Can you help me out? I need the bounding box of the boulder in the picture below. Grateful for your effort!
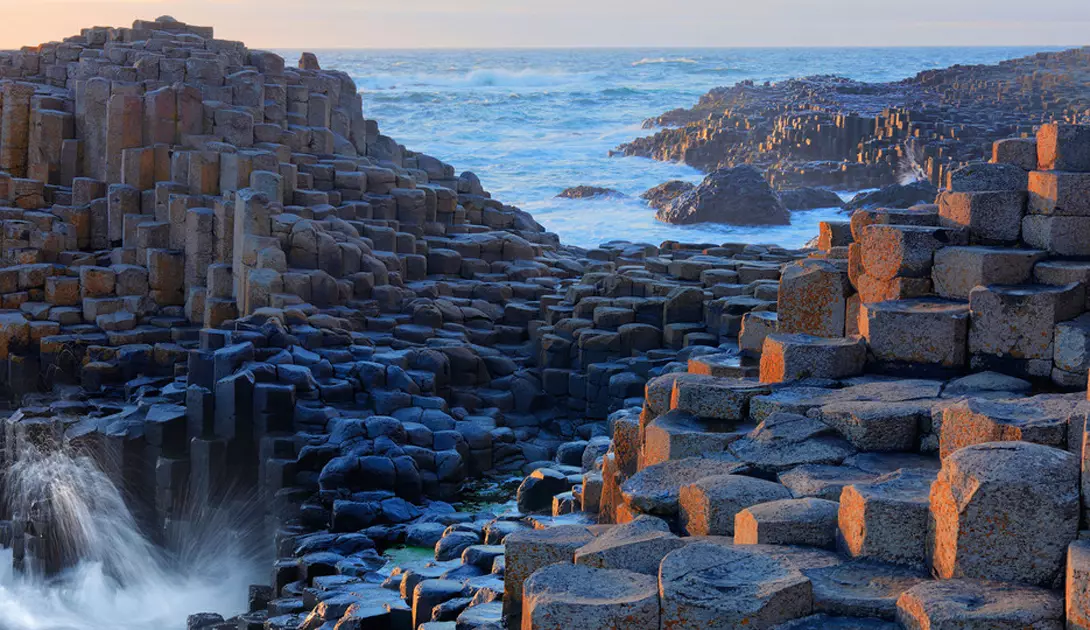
[658,165,790,226]
[641,180,694,210]
[846,181,937,210]
[556,186,625,200]
[779,187,846,211]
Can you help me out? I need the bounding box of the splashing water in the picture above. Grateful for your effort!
[897,139,930,185]
[0,448,265,630]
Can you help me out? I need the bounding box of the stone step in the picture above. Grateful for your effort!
[859,298,970,373]
[759,333,867,383]
[521,563,660,630]
[932,246,1044,300]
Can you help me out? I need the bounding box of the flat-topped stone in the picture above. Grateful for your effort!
[521,564,660,630]
[670,374,771,421]
[806,558,930,620]
[641,409,747,468]
[859,299,969,370]
[679,473,793,536]
[619,455,746,519]
[896,578,1064,630]
[932,246,1043,300]
[760,334,866,383]
[839,468,937,567]
[659,542,813,629]
[503,525,596,621]
[729,412,856,473]
[939,396,1087,457]
[778,464,878,501]
[734,497,839,549]
[574,514,684,575]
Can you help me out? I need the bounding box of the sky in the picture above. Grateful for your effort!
[0,0,1088,49]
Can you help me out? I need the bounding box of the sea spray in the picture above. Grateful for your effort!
[0,446,265,630]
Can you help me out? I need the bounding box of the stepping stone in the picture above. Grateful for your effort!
[734,498,839,549]
[659,542,812,629]
[809,401,928,452]
[749,386,839,423]
[521,564,659,630]
[620,455,746,519]
[896,579,1063,630]
[968,283,1084,377]
[670,374,771,421]
[850,206,938,242]
[807,558,929,620]
[930,441,1079,587]
[774,614,898,629]
[859,299,969,369]
[938,396,1084,457]
[574,515,685,575]
[503,525,596,621]
[641,410,747,468]
[839,468,936,567]
[778,464,877,501]
[835,378,944,403]
[679,474,793,536]
[729,412,856,474]
[412,579,465,629]
[931,246,1043,300]
[759,334,866,383]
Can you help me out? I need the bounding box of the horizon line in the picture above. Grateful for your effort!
[267,43,1087,52]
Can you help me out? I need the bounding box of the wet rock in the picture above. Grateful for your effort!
[657,166,790,226]
[556,186,625,199]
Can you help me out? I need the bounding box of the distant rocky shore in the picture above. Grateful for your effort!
[615,48,1090,191]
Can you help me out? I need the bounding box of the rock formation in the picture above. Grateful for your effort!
[3,15,1090,630]
[615,50,1090,190]
[657,165,791,225]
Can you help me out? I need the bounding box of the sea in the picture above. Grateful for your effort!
[277,46,1064,250]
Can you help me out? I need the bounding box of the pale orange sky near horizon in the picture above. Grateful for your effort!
[0,0,1088,50]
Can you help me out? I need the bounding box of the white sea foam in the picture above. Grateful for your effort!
[0,449,263,630]
[631,57,699,66]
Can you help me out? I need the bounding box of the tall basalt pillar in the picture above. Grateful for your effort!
[0,82,37,178]
[105,93,144,184]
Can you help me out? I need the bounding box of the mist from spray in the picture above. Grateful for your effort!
[897,139,929,185]
[0,448,265,630]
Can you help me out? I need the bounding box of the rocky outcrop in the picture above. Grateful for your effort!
[780,187,846,211]
[656,165,790,226]
[615,50,1090,190]
[640,180,694,211]
[846,181,938,210]
[556,186,625,199]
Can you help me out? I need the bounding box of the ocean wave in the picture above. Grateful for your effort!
[357,68,577,91]
[632,57,699,66]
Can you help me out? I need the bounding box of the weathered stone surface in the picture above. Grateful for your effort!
[641,410,742,468]
[670,375,770,421]
[806,559,929,620]
[658,542,813,629]
[968,283,1084,370]
[503,525,595,620]
[838,469,936,567]
[773,615,898,630]
[1067,540,1090,630]
[679,473,793,536]
[573,515,684,575]
[859,299,969,369]
[620,456,745,518]
[938,190,1025,244]
[729,412,855,473]
[860,225,966,280]
[658,165,790,226]
[760,334,866,383]
[778,464,878,501]
[929,441,1079,587]
[939,396,1087,457]
[777,259,850,338]
[810,401,928,452]
[735,498,839,548]
[931,246,1043,300]
[896,579,1063,630]
[521,564,659,630]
